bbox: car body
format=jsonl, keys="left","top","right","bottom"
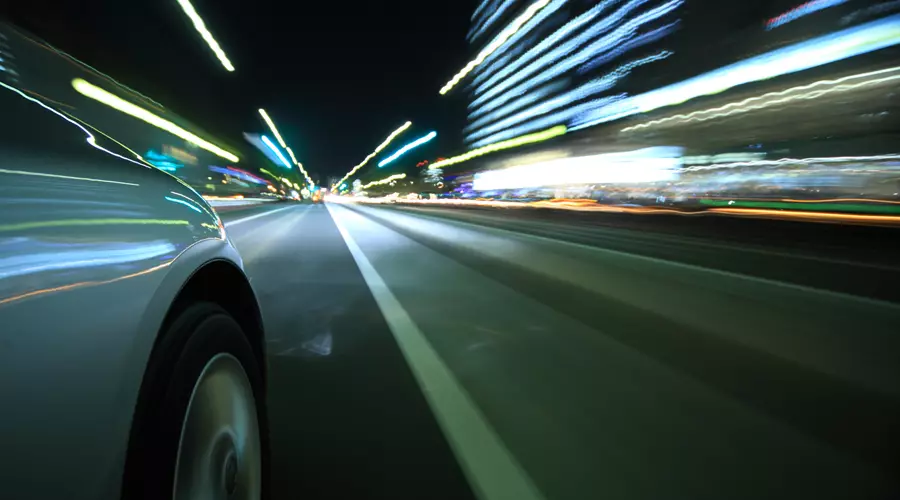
{"left": 0, "top": 22, "right": 267, "bottom": 500}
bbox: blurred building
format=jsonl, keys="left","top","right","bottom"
{"left": 454, "top": 0, "right": 900, "bottom": 201}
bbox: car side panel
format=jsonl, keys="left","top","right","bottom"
{"left": 0, "top": 71, "right": 234, "bottom": 499}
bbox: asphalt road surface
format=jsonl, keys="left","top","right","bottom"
{"left": 219, "top": 201, "right": 900, "bottom": 500}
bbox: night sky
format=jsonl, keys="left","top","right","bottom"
{"left": 4, "top": 0, "right": 475, "bottom": 182}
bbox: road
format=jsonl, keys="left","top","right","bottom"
{"left": 219, "top": 201, "right": 900, "bottom": 500}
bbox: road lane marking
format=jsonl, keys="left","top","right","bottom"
{"left": 223, "top": 204, "right": 300, "bottom": 227}
{"left": 327, "top": 204, "right": 545, "bottom": 500}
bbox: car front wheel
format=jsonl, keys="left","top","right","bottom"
{"left": 123, "top": 302, "right": 267, "bottom": 500}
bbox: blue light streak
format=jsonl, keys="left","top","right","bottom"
{"left": 261, "top": 135, "right": 292, "bottom": 168}
{"left": 471, "top": 0, "right": 682, "bottom": 113}
{"left": 577, "top": 24, "right": 678, "bottom": 74}
{"left": 571, "top": 14, "right": 900, "bottom": 130}
{"left": 471, "top": 95, "right": 625, "bottom": 148}
{"left": 767, "top": 0, "right": 848, "bottom": 30}
{"left": 468, "top": 0, "right": 519, "bottom": 42}
{"left": 467, "top": 51, "right": 671, "bottom": 139}
{"left": 473, "top": 0, "right": 660, "bottom": 103}
{"left": 378, "top": 132, "right": 437, "bottom": 168}
{"left": 165, "top": 196, "right": 203, "bottom": 213}
{"left": 471, "top": 0, "right": 569, "bottom": 87}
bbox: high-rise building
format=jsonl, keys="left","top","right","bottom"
{"left": 462, "top": 0, "right": 685, "bottom": 150}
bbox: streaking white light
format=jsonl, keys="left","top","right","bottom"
{"left": 468, "top": 0, "right": 521, "bottom": 43}
{"left": 473, "top": 147, "right": 683, "bottom": 191}
{"left": 333, "top": 121, "right": 412, "bottom": 189}
{"left": 441, "top": 0, "right": 553, "bottom": 95}
{"left": 471, "top": 95, "right": 624, "bottom": 148}
{"left": 471, "top": 0, "right": 569, "bottom": 88}
{"left": 378, "top": 132, "right": 437, "bottom": 167}
{"left": 573, "top": 14, "right": 900, "bottom": 130}
{"left": 624, "top": 66, "right": 900, "bottom": 131}
{"left": 471, "top": 0, "right": 682, "bottom": 112}
{"left": 362, "top": 173, "right": 407, "bottom": 189}
{"left": 467, "top": 51, "right": 671, "bottom": 139}
{"left": 261, "top": 135, "right": 291, "bottom": 169}
{"left": 767, "top": 0, "right": 848, "bottom": 30}
{"left": 258, "top": 109, "right": 288, "bottom": 149}
{"left": 468, "top": 79, "right": 569, "bottom": 125}
{"left": 72, "top": 78, "right": 239, "bottom": 163}
{"left": 472, "top": 0, "right": 667, "bottom": 103}
{"left": 175, "top": 0, "right": 235, "bottom": 72}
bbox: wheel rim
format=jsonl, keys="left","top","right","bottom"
{"left": 174, "top": 353, "right": 261, "bottom": 500}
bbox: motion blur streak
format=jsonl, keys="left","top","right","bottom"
{"left": 471, "top": 96, "right": 618, "bottom": 147}
{"left": 472, "top": 0, "right": 679, "bottom": 107}
{"left": 470, "top": 0, "right": 568, "bottom": 88}
{"left": 175, "top": 0, "right": 235, "bottom": 71}
{"left": 708, "top": 208, "right": 900, "bottom": 225}
{"left": 333, "top": 121, "right": 412, "bottom": 189}
{"left": 473, "top": 147, "right": 683, "bottom": 190}
{"left": 622, "top": 66, "right": 900, "bottom": 132}
{"left": 1, "top": 80, "right": 148, "bottom": 168}
{"left": 258, "top": 108, "right": 288, "bottom": 149}
{"left": 470, "top": 0, "right": 627, "bottom": 106}
{"left": 261, "top": 135, "right": 291, "bottom": 168}
{"left": 164, "top": 196, "right": 203, "bottom": 214}
{"left": 0, "top": 168, "right": 139, "bottom": 186}
{"left": 0, "top": 242, "right": 177, "bottom": 279}
{"left": 430, "top": 126, "right": 567, "bottom": 169}
{"left": 440, "top": 0, "right": 553, "bottom": 95}
{"left": 362, "top": 174, "right": 407, "bottom": 190}
{"left": 0, "top": 219, "right": 189, "bottom": 233}
{"left": 378, "top": 132, "right": 437, "bottom": 167}
{"left": 71, "top": 79, "right": 240, "bottom": 162}
{"left": 0, "top": 262, "right": 171, "bottom": 307}
{"left": 682, "top": 154, "right": 900, "bottom": 171}
{"left": 767, "top": 0, "right": 848, "bottom": 29}
{"left": 573, "top": 14, "right": 900, "bottom": 130}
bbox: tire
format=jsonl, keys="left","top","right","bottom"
{"left": 122, "top": 302, "right": 269, "bottom": 500}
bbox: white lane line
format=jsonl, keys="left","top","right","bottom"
{"left": 223, "top": 204, "right": 300, "bottom": 227}
{"left": 327, "top": 204, "right": 545, "bottom": 500}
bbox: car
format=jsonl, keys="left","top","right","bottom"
{"left": 0, "top": 22, "right": 269, "bottom": 500}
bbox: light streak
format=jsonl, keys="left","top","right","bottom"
{"left": 362, "top": 173, "right": 407, "bottom": 190}
{"left": 473, "top": 147, "right": 683, "bottom": 190}
{"left": 468, "top": 79, "right": 569, "bottom": 125}
{"left": 622, "top": 66, "right": 900, "bottom": 132}
{"left": 576, "top": 23, "right": 678, "bottom": 74}
{"left": 441, "top": 0, "right": 553, "bottom": 95}
{"left": 471, "top": 0, "right": 682, "bottom": 112}
{"left": 467, "top": 52, "right": 670, "bottom": 139}
{"left": 258, "top": 108, "right": 288, "bottom": 149}
{"left": 0, "top": 168, "right": 139, "bottom": 186}
{"left": 165, "top": 196, "right": 203, "bottom": 213}
{"left": 468, "top": 0, "right": 522, "bottom": 43}
{"left": 472, "top": 0, "right": 666, "bottom": 104}
{"left": 175, "top": 0, "right": 235, "bottom": 71}
{"left": 767, "top": 0, "right": 848, "bottom": 30}
{"left": 468, "top": 81, "right": 624, "bottom": 142}
{"left": 0, "top": 262, "right": 172, "bottom": 307}
{"left": 681, "top": 154, "right": 900, "bottom": 172}
{"left": 0, "top": 218, "right": 190, "bottom": 233}
{"left": 471, "top": 0, "right": 569, "bottom": 88}
{"left": 261, "top": 135, "right": 291, "bottom": 168}
{"left": 71, "top": 79, "right": 239, "bottom": 162}
{"left": 333, "top": 121, "right": 411, "bottom": 189}
{"left": 572, "top": 14, "right": 900, "bottom": 130}
{"left": 430, "top": 126, "right": 566, "bottom": 170}
{"left": 471, "top": 95, "right": 623, "bottom": 148}
{"left": 378, "top": 132, "right": 437, "bottom": 168}
{"left": 285, "top": 146, "right": 299, "bottom": 165}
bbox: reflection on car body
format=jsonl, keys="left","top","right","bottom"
{"left": 0, "top": 22, "right": 268, "bottom": 500}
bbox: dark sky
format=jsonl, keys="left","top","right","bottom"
{"left": 5, "top": 0, "right": 475, "bottom": 182}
